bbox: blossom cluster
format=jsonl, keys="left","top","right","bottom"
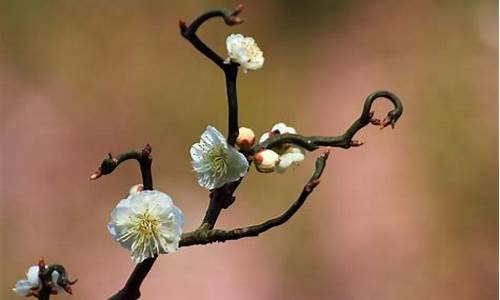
{"left": 13, "top": 264, "right": 64, "bottom": 297}
{"left": 190, "top": 122, "right": 306, "bottom": 184}
{"left": 14, "top": 30, "right": 308, "bottom": 297}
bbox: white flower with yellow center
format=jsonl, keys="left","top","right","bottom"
{"left": 191, "top": 126, "right": 249, "bottom": 190}
{"left": 107, "top": 190, "right": 184, "bottom": 263}
{"left": 225, "top": 33, "right": 264, "bottom": 73}
{"left": 259, "top": 122, "right": 306, "bottom": 173}
{"left": 13, "top": 265, "right": 40, "bottom": 296}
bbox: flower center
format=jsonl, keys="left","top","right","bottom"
{"left": 206, "top": 145, "right": 228, "bottom": 176}
{"left": 133, "top": 211, "right": 159, "bottom": 237}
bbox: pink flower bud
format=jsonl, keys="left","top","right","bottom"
{"left": 254, "top": 149, "right": 280, "bottom": 173}
{"left": 236, "top": 127, "right": 255, "bottom": 150}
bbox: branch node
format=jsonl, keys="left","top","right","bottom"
{"left": 305, "top": 179, "right": 321, "bottom": 192}
{"left": 349, "top": 140, "right": 364, "bottom": 147}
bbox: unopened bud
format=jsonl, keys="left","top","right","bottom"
{"left": 129, "top": 184, "right": 144, "bottom": 195}
{"left": 236, "top": 127, "right": 255, "bottom": 150}
{"left": 254, "top": 149, "right": 280, "bottom": 173}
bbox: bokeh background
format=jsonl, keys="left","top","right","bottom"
{"left": 1, "top": 0, "right": 498, "bottom": 299}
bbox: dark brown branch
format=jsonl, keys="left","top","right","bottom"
{"left": 250, "top": 90, "right": 404, "bottom": 154}
{"left": 180, "top": 151, "right": 329, "bottom": 247}
{"left": 107, "top": 258, "right": 156, "bottom": 300}
{"left": 36, "top": 259, "right": 76, "bottom": 300}
{"left": 180, "top": 5, "right": 248, "bottom": 231}
{"left": 199, "top": 179, "right": 242, "bottom": 230}
{"left": 90, "top": 144, "right": 155, "bottom": 300}
{"left": 86, "top": 6, "right": 403, "bottom": 300}
{"left": 179, "top": 4, "right": 243, "bottom": 70}
{"left": 90, "top": 144, "right": 153, "bottom": 190}
{"left": 179, "top": 5, "right": 243, "bottom": 146}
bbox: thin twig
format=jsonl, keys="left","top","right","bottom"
{"left": 180, "top": 5, "right": 247, "bottom": 230}
{"left": 179, "top": 4, "right": 243, "bottom": 70}
{"left": 180, "top": 151, "right": 329, "bottom": 247}
{"left": 250, "top": 90, "right": 404, "bottom": 154}
{"left": 90, "top": 144, "right": 153, "bottom": 190}
{"left": 36, "top": 260, "right": 76, "bottom": 300}
{"left": 90, "top": 144, "right": 155, "bottom": 300}
{"left": 179, "top": 4, "right": 243, "bottom": 146}
{"left": 88, "top": 5, "right": 404, "bottom": 300}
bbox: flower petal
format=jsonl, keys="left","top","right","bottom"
{"left": 108, "top": 190, "right": 185, "bottom": 263}
{"left": 26, "top": 266, "right": 40, "bottom": 287}
{"left": 259, "top": 132, "right": 270, "bottom": 143}
{"left": 13, "top": 280, "right": 32, "bottom": 296}
{"left": 222, "top": 146, "right": 249, "bottom": 185}
{"left": 201, "top": 126, "right": 226, "bottom": 149}
{"left": 51, "top": 271, "right": 64, "bottom": 293}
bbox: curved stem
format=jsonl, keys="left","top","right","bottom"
{"left": 90, "top": 144, "right": 153, "bottom": 190}
{"left": 35, "top": 260, "right": 76, "bottom": 299}
{"left": 179, "top": 5, "right": 243, "bottom": 69}
{"left": 180, "top": 151, "right": 329, "bottom": 246}
{"left": 181, "top": 5, "right": 245, "bottom": 230}
{"left": 179, "top": 5, "right": 243, "bottom": 146}
{"left": 251, "top": 90, "right": 404, "bottom": 154}
{"left": 90, "top": 144, "right": 155, "bottom": 300}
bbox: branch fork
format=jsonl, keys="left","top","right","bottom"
{"left": 87, "top": 4, "right": 403, "bottom": 300}
{"left": 30, "top": 259, "right": 77, "bottom": 300}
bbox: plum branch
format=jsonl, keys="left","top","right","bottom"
{"left": 179, "top": 4, "right": 243, "bottom": 146}
{"left": 179, "top": 5, "right": 247, "bottom": 232}
{"left": 90, "top": 145, "right": 155, "bottom": 300}
{"left": 85, "top": 4, "right": 404, "bottom": 300}
{"left": 249, "top": 90, "right": 403, "bottom": 155}
{"left": 90, "top": 144, "right": 153, "bottom": 190}
{"left": 180, "top": 151, "right": 329, "bottom": 246}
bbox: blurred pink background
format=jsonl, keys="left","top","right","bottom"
{"left": 1, "top": 0, "right": 498, "bottom": 299}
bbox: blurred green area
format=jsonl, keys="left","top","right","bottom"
{"left": 1, "top": 0, "right": 497, "bottom": 299}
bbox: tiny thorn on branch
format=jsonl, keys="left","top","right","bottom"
{"left": 349, "top": 140, "right": 364, "bottom": 147}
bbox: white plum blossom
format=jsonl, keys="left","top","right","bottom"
{"left": 107, "top": 190, "right": 185, "bottom": 263}
{"left": 225, "top": 33, "right": 264, "bottom": 73}
{"left": 259, "top": 122, "right": 306, "bottom": 173}
{"left": 259, "top": 122, "right": 296, "bottom": 143}
{"left": 190, "top": 126, "right": 249, "bottom": 190}
{"left": 13, "top": 265, "right": 40, "bottom": 296}
{"left": 275, "top": 146, "right": 305, "bottom": 173}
